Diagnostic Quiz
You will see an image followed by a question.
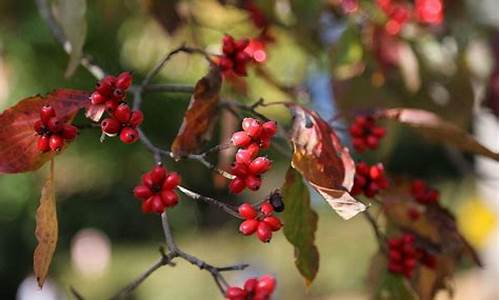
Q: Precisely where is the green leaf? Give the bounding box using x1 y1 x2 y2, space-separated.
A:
332 25 365 80
54 0 87 78
281 167 319 286
375 272 418 300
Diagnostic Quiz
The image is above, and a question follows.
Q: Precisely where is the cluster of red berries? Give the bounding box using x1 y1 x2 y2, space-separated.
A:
225 275 276 300
90 72 143 144
219 35 252 77
415 0 443 25
410 179 439 205
387 233 417 278
351 162 389 198
350 115 385 153
229 118 277 194
34 105 78 152
238 197 283 243
133 164 181 214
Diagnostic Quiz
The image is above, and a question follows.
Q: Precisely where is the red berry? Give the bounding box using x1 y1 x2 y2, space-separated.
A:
235 51 250 64
256 221 272 242
114 103 131 123
407 208 421 221
49 134 64 151
115 72 133 90
242 118 255 132
231 131 252 148
225 287 246 300
229 177 246 194
40 105 56 125
372 127 385 138
244 119 262 138
260 202 274 216
34 120 44 134
352 138 366 152
142 197 153 213
151 165 166 184
256 275 276 294
37 135 50 152
369 165 383 180
47 117 62 133
61 124 78 140
222 35 235 54
235 38 249 51
160 190 178 207
163 172 181 190
231 163 248 177
101 118 121 135
120 127 139 144
90 92 106 105
150 195 164 213
245 175 262 191
105 100 119 113
96 76 116 96
239 219 259 235
238 203 257 219
262 121 277 138
219 57 233 71
356 162 370 175
235 148 256 165
248 157 272 175
129 110 144 127
244 278 258 293
263 216 282 231
112 89 125 101
134 185 152 200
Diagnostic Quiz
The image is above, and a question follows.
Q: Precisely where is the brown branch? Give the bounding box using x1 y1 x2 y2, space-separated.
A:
177 186 243 219
363 210 387 252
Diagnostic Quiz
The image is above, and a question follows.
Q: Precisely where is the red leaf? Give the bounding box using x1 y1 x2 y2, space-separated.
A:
287 104 365 219
0 89 90 173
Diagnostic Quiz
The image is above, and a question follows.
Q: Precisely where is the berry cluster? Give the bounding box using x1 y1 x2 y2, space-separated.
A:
133 164 181 214
351 162 389 198
350 115 385 153
410 179 439 205
219 35 252 77
225 275 276 300
387 233 417 278
415 0 443 25
238 200 282 243
90 72 143 144
34 105 78 152
229 118 277 194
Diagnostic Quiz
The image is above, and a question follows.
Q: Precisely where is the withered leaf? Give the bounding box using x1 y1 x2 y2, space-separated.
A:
0 89 90 173
287 103 365 220
171 66 222 158
33 159 58 288
378 108 499 161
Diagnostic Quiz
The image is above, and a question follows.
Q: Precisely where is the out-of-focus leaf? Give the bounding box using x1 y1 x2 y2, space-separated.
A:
287 103 365 220
143 0 183 34
378 108 499 161
332 26 365 80
54 0 87 78
171 66 222 158
281 167 319 286
0 89 90 173
33 159 58 288
396 42 420 93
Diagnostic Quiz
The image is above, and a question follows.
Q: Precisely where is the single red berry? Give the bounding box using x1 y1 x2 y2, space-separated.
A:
256 221 272 242
105 100 119 113
134 185 152 200
61 124 78 140
163 172 181 190
150 195 164 213
260 202 274 216
244 278 258 293
160 190 178 207
231 131 252 148
34 120 44 134
263 216 282 231
248 157 272 175
235 51 250 64
218 57 233 71
231 163 248 177
356 162 370 175
119 127 139 144
40 105 56 125
101 118 121 135
229 177 246 194
256 275 276 294
114 103 132 123
352 138 366 152
112 88 125 101
245 175 262 191
115 72 133 90
96 75 116 96
222 35 235 54
369 164 383 180
37 135 50 152
225 287 246 300
47 117 62 133
242 118 256 132
235 38 250 51
129 110 144 127
235 148 255 165
90 91 106 105
239 219 259 235
262 121 277 138
243 118 262 138
372 127 386 138
238 203 257 219
389 249 402 262
151 165 167 184
142 198 153 213
49 134 64 151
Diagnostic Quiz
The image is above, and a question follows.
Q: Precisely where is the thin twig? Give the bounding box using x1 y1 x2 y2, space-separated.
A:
70 287 86 300
177 186 242 219
363 210 387 252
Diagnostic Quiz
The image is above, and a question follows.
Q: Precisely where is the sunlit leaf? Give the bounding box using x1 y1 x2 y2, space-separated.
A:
378 108 499 161
171 66 222 158
287 103 365 220
0 89 90 173
33 159 58 288
281 167 319 286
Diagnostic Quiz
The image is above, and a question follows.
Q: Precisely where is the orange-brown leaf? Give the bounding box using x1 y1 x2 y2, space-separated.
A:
287 104 365 220
0 89 90 173
171 66 222 158
33 159 58 288
378 108 499 161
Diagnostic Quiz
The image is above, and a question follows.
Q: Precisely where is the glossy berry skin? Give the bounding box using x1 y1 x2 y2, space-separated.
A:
119 127 139 144
256 222 272 242
231 131 252 148
114 103 132 123
248 157 272 175
237 200 282 243
225 275 277 300
387 233 417 278
101 118 121 135
133 164 181 214
239 219 259 235
115 72 133 90
263 216 282 231
350 115 385 153
40 105 56 124
351 162 389 198
49 135 64 151
34 105 78 153
37 135 50 152
238 203 257 219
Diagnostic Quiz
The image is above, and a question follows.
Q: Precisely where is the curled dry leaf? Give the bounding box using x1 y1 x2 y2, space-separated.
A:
281 167 320 286
34 159 58 288
287 103 365 220
378 108 499 161
171 66 222 158
0 89 90 173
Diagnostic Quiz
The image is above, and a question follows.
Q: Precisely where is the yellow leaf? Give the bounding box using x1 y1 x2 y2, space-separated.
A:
33 159 58 288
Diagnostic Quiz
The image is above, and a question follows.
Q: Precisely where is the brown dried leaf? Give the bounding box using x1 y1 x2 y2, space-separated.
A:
378 108 499 161
171 66 222 158
287 104 365 220
33 159 58 288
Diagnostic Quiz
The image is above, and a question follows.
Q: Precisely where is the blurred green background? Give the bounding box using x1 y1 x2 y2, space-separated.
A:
0 0 497 299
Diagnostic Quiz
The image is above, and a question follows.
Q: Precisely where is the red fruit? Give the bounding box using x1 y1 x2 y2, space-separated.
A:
235 38 249 51
427 190 439 203
150 165 166 184
34 120 44 134
244 278 258 293
263 216 282 231
40 105 56 125
49 134 64 151
246 143 260 157
352 138 366 152
231 131 252 148
105 100 118 113
365 135 379 149
356 162 370 175
243 118 262 138
229 177 246 194
260 137 271 149
388 262 403 273
231 163 248 177
260 202 274 216
115 72 133 90
404 258 416 269
249 157 272 174
235 148 255 165
256 275 276 294
160 190 178 207
120 127 139 144
238 203 257 219
142 197 153 213
239 219 259 235
163 172 181 190
134 185 152 200
101 118 121 135
245 175 262 191
369 165 383 180
235 51 250 64
37 135 50 152
256 221 272 242
114 103 132 123
372 127 386 138
61 124 78 140
47 117 62 133
222 35 235 54
90 91 106 105
242 118 256 132
150 195 164 213
129 110 144 127
96 75 116 96
262 121 278 137
402 233 415 244
112 89 125 101
218 57 233 71
225 287 246 300
350 124 364 137
388 238 402 249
